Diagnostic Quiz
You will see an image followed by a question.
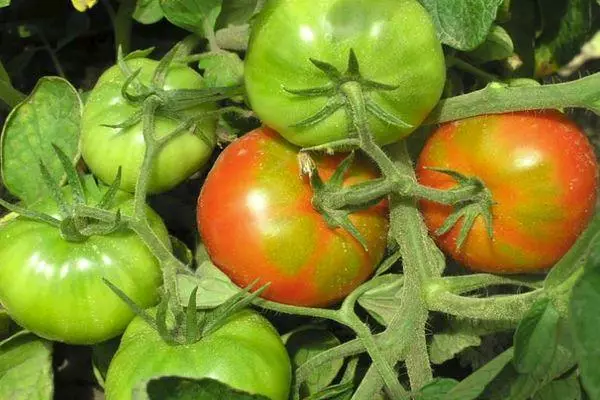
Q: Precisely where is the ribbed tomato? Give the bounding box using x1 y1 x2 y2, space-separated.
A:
197 127 389 306
416 111 598 273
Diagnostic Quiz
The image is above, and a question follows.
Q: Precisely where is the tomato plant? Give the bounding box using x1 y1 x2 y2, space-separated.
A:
417 111 598 273
0 185 170 345
1 0 600 399
244 0 446 147
81 58 218 194
197 127 389 307
104 309 291 400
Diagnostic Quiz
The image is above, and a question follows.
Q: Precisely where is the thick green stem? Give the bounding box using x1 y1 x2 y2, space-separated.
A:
427 290 543 322
0 80 25 109
113 0 135 57
134 98 160 217
436 274 543 294
425 72 600 124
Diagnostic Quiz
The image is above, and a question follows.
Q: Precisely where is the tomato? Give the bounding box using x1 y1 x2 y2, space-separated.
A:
104 308 291 400
416 111 598 273
244 0 446 147
197 127 389 307
0 184 170 344
81 58 217 194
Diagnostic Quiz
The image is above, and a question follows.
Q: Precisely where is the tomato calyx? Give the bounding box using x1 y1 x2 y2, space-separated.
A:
106 276 268 346
284 50 412 135
104 44 243 138
429 168 495 250
0 145 126 243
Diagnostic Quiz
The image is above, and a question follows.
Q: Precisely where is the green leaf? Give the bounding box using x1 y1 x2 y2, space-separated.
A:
357 274 403 326
0 0 9 8
545 215 600 289
177 261 240 309
198 51 244 87
533 372 581 400
569 265 600 399
419 0 504 50
1 77 81 204
535 0 595 75
0 332 53 400
284 328 343 396
416 378 459 399
442 348 514 400
429 331 481 365
513 298 560 376
134 0 164 24
160 0 222 37
467 25 514 63
215 0 257 30
133 376 270 399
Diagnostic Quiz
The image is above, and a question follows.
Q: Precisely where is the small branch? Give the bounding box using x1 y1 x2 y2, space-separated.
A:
0 81 26 109
447 56 501 83
427 290 543 322
425 72 600 124
436 274 543 295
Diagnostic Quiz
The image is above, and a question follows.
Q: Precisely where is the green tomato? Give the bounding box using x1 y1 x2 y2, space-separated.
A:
244 0 446 147
81 58 217 194
105 309 292 400
0 185 170 345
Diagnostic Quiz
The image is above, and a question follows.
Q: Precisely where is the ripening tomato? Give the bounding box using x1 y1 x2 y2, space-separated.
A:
244 0 446 147
197 127 389 306
417 111 598 273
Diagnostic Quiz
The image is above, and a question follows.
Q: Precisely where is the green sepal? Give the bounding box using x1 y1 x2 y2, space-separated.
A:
102 278 158 330
38 159 69 217
120 67 151 104
328 152 355 188
100 109 143 130
290 97 346 128
309 57 342 80
365 98 412 128
302 138 361 153
202 281 268 337
185 287 199 344
345 49 360 78
96 167 122 209
152 42 179 88
283 84 337 97
0 198 60 227
436 200 494 250
50 144 84 206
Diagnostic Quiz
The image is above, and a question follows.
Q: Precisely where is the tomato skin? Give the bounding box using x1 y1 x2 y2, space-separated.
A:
0 186 170 344
197 127 389 307
104 309 291 400
416 111 598 273
81 58 217 194
244 0 446 147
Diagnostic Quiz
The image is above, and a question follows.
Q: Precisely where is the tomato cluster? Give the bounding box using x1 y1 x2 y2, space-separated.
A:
0 0 598 398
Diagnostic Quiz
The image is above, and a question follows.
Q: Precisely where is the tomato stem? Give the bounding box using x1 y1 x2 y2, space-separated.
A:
425 72 600 124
